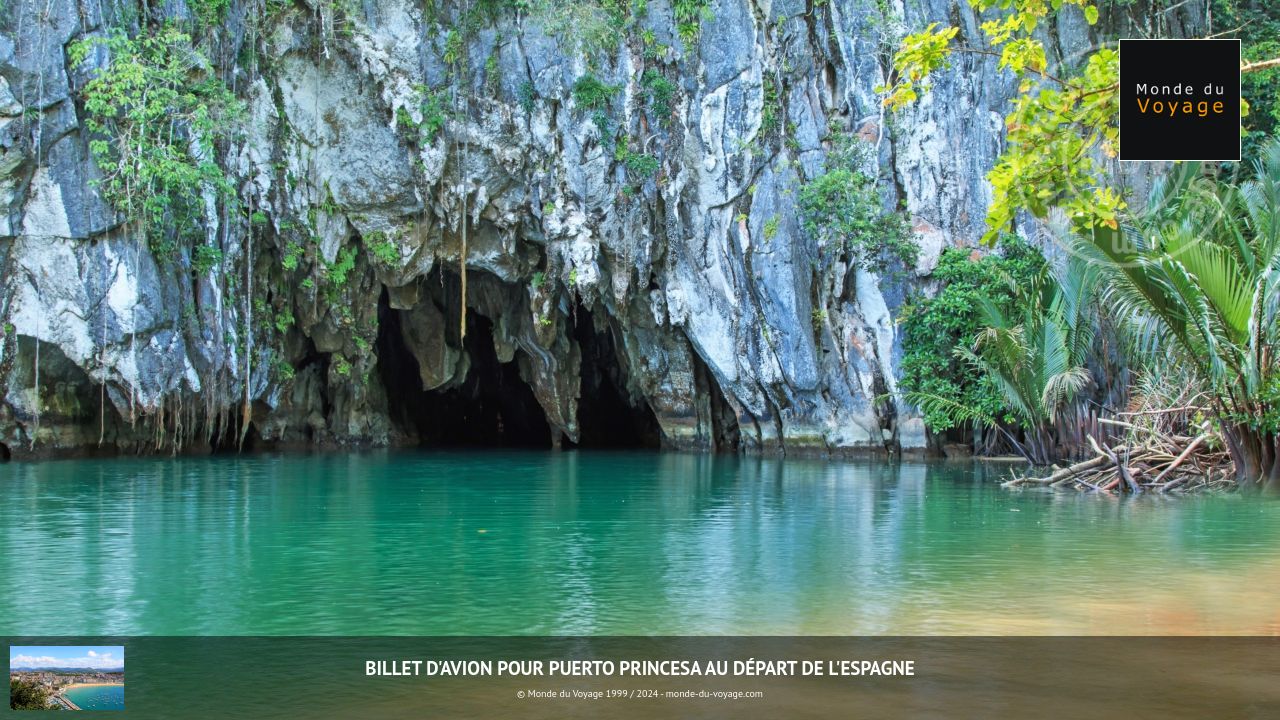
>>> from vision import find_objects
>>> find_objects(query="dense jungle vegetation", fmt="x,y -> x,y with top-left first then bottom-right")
894,0 -> 1280,491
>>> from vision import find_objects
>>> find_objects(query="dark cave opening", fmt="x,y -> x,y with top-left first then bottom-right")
566,305 -> 662,450
376,288 -> 552,448
0,441 -> 9,462
374,280 -> 663,450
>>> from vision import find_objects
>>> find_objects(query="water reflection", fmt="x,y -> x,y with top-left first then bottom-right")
1,452 -> 1278,635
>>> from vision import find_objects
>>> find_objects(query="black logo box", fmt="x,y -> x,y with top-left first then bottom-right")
1119,38 -> 1241,162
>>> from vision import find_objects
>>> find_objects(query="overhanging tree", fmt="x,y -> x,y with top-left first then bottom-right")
880,0 -> 1280,245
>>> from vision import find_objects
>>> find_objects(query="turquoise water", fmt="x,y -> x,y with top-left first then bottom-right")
62,684 -> 124,710
2,451 -> 1280,635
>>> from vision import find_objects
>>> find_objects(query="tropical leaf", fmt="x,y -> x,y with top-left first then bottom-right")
901,391 -> 997,429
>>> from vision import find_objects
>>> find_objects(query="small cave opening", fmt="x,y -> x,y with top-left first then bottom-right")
566,305 -> 662,450
0,441 -> 10,462
376,288 -> 552,448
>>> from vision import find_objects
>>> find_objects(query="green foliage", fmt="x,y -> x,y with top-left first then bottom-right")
310,0 -> 363,39
71,25 -> 242,257
798,130 -> 916,270
906,250 -> 1096,465
333,356 -> 352,376
531,271 -> 545,289
763,215 -> 779,241
400,86 -> 449,144
672,0 -> 710,45
325,246 -> 358,288
282,242 -> 304,271
628,153 -> 658,176
276,359 -> 297,381
191,244 -> 223,275
274,306 -> 295,334
517,80 -> 537,114
881,1 -> 1124,244
615,137 -> 659,180
760,75 -> 780,136
572,74 -> 618,111
190,0 -> 230,27
364,232 -> 400,265
590,109 -> 612,134
484,52 -> 500,93
442,29 -> 463,65
521,0 -> 630,57
1072,140 -> 1280,482
641,29 -> 669,60
10,678 -> 51,710
898,239 -> 1047,434
878,22 -> 958,109
1214,1 -> 1280,168
641,69 -> 677,117
811,307 -> 827,332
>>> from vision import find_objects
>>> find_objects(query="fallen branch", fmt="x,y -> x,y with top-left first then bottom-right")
1002,433 -> 1229,495
1152,434 -> 1208,489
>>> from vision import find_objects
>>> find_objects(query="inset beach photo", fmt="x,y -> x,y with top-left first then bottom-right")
9,646 -> 124,711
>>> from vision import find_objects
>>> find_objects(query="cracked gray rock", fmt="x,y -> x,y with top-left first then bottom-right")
0,0 -> 1203,458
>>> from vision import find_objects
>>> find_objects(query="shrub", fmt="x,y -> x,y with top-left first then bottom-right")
70,26 -> 242,257
798,131 -> 916,271
572,74 -> 618,111
191,244 -> 223,275
898,238 -> 1046,434
641,69 -> 677,117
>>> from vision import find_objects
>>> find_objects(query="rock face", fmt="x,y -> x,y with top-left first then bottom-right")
0,0 -> 1205,459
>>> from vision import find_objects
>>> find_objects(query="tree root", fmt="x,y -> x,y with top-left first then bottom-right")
1003,433 -> 1233,494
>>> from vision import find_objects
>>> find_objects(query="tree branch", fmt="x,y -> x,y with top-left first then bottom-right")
951,45 -> 1073,88
1242,57 -> 1280,75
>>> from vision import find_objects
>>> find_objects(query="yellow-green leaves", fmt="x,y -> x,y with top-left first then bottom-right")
878,23 -> 959,111
881,1 -> 1114,245
997,37 -> 1047,74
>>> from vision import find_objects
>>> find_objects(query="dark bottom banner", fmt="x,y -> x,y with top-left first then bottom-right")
5,637 -> 1279,718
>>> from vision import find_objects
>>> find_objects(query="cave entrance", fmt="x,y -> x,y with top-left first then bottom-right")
376,289 -> 552,448
566,305 -> 662,450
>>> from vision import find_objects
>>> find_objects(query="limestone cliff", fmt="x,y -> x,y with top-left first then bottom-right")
0,0 -> 1204,458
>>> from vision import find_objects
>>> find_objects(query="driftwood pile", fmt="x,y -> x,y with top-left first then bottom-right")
1002,409 -> 1235,494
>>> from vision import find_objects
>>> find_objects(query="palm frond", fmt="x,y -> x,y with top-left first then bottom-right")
1041,366 -> 1091,421
902,391 -> 997,429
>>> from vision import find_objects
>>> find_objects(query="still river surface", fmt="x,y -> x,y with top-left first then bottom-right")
2,450 -> 1279,636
